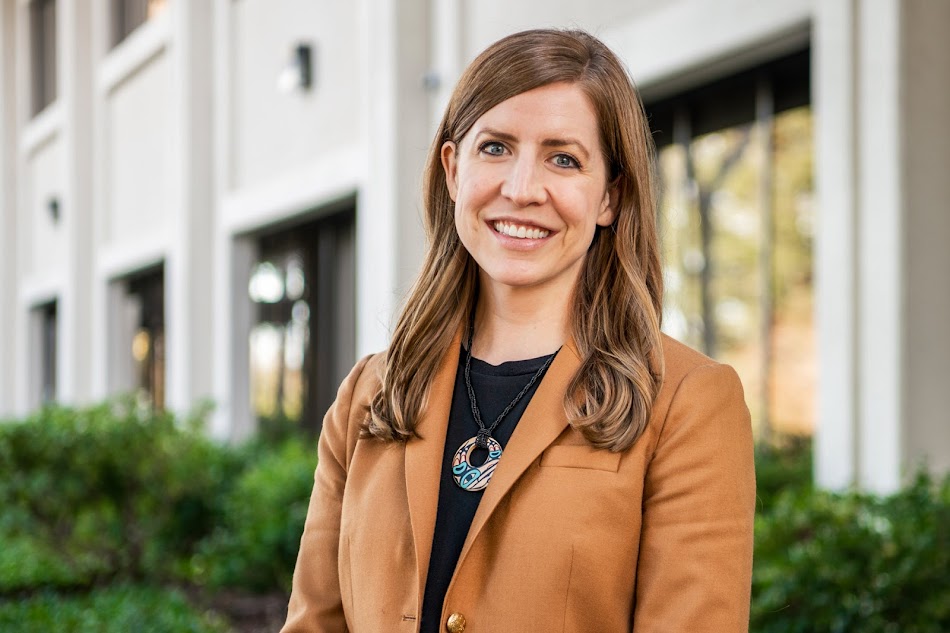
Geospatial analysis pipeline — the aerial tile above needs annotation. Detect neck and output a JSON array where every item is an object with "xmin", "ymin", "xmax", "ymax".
[{"xmin": 470, "ymin": 279, "xmax": 572, "ymax": 365}]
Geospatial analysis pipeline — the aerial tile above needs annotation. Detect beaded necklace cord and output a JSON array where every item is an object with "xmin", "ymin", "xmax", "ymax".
[{"xmin": 451, "ymin": 310, "xmax": 557, "ymax": 492}]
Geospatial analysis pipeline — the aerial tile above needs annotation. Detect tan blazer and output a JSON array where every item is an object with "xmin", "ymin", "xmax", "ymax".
[{"xmin": 282, "ymin": 333, "xmax": 755, "ymax": 633}]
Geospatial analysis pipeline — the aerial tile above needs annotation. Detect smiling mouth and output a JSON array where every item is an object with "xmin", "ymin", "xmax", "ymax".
[{"xmin": 492, "ymin": 221, "xmax": 550, "ymax": 240}]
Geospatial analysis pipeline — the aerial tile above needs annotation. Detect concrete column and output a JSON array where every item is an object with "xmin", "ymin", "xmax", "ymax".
[
  {"xmin": 817, "ymin": 0, "xmax": 950, "ymax": 493},
  {"xmin": 165, "ymin": 0, "xmax": 214, "ymax": 413},
  {"xmin": 210, "ymin": 0, "xmax": 236, "ymax": 440},
  {"xmin": 12, "ymin": 0, "xmax": 30, "ymax": 414},
  {"xmin": 0, "ymin": 0, "xmax": 17, "ymax": 416},
  {"xmin": 855, "ymin": 0, "xmax": 904, "ymax": 493},
  {"xmin": 211, "ymin": 234, "xmax": 255, "ymax": 441},
  {"xmin": 357, "ymin": 0, "xmax": 430, "ymax": 357},
  {"xmin": 87, "ymin": 0, "xmax": 110, "ymax": 401},
  {"xmin": 58, "ymin": 0, "xmax": 95, "ymax": 404},
  {"xmin": 428, "ymin": 0, "xmax": 462, "ymax": 134},
  {"xmin": 813, "ymin": 0, "xmax": 860, "ymax": 490},
  {"xmin": 900, "ymin": 0, "xmax": 950, "ymax": 479}
]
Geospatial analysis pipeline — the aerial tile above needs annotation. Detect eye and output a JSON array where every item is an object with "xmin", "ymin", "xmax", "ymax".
[
  {"xmin": 479, "ymin": 141, "xmax": 506, "ymax": 156},
  {"xmin": 553, "ymin": 153, "xmax": 579, "ymax": 169}
]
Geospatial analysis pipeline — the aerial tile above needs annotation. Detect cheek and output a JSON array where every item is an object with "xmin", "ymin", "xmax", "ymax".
[
  {"xmin": 559, "ymin": 190, "xmax": 605, "ymax": 229},
  {"xmin": 453, "ymin": 193, "xmax": 478, "ymax": 248},
  {"xmin": 454, "ymin": 179, "xmax": 489, "ymax": 221}
]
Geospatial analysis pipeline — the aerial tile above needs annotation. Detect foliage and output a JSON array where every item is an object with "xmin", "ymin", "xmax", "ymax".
[
  {"xmin": 0, "ymin": 401, "xmax": 241, "ymax": 592},
  {"xmin": 189, "ymin": 439, "xmax": 317, "ymax": 593},
  {"xmin": 752, "ymin": 457, "xmax": 950, "ymax": 633},
  {"xmin": 5, "ymin": 402, "xmax": 948, "ymax": 632},
  {"xmin": 754, "ymin": 433, "xmax": 812, "ymax": 513},
  {"xmin": 0, "ymin": 584, "xmax": 227, "ymax": 633}
]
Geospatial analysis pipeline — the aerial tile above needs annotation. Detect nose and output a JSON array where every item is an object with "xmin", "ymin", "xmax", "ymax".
[{"xmin": 500, "ymin": 154, "xmax": 547, "ymax": 207}]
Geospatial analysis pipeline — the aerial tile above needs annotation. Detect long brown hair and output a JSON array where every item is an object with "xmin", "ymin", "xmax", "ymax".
[{"xmin": 366, "ymin": 29, "xmax": 664, "ymax": 451}]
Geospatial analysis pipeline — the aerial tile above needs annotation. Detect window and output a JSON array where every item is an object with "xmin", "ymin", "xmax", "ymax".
[
  {"xmin": 29, "ymin": 0, "xmax": 57, "ymax": 115},
  {"xmin": 38, "ymin": 301, "xmax": 57, "ymax": 404},
  {"xmin": 126, "ymin": 268, "xmax": 165, "ymax": 410},
  {"xmin": 646, "ymin": 49, "xmax": 814, "ymax": 439},
  {"xmin": 248, "ymin": 207, "xmax": 356, "ymax": 436},
  {"xmin": 112, "ymin": 0, "xmax": 168, "ymax": 47}
]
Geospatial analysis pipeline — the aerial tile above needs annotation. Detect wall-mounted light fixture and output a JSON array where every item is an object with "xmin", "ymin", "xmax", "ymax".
[
  {"xmin": 47, "ymin": 196, "xmax": 60, "ymax": 224},
  {"xmin": 422, "ymin": 70, "xmax": 441, "ymax": 92},
  {"xmin": 277, "ymin": 42, "xmax": 315, "ymax": 94}
]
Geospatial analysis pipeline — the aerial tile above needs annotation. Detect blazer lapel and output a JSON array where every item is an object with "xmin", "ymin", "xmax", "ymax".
[
  {"xmin": 404, "ymin": 331, "xmax": 461, "ymax": 609},
  {"xmin": 454, "ymin": 338, "xmax": 582, "ymax": 570}
]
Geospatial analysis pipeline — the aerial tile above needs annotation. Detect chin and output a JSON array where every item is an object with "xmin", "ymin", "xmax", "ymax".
[{"xmin": 481, "ymin": 268, "xmax": 553, "ymax": 290}]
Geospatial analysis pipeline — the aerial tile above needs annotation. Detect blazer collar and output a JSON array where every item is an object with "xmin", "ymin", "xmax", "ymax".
[
  {"xmin": 456, "ymin": 337, "xmax": 580, "ymax": 570},
  {"xmin": 404, "ymin": 330, "xmax": 461, "ymax": 611},
  {"xmin": 403, "ymin": 330, "xmax": 581, "ymax": 607}
]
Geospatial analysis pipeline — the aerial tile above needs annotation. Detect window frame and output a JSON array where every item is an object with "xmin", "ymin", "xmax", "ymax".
[{"xmin": 29, "ymin": 0, "xmax": 57, "ymax": 116}]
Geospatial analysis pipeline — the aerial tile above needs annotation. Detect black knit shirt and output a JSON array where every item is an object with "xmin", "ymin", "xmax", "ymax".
[{"xmin": 419, "ymin": 345, "xmax": 557, "ymax": 633}]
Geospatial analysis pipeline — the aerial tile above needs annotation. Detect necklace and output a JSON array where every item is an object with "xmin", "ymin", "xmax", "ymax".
[{"xmin": 451, "ymin": 312, "xmax": 557, "ymax": 491}]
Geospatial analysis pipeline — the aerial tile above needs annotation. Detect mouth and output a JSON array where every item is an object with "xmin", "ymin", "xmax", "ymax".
[{"xmin": 492, "ymin": 220, "xmax": 551, "ymax": 240}]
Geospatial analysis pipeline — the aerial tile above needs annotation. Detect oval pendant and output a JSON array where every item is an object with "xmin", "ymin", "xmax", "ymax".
[{"xmin": 451, "ymin": 435, "xmax": 503, "ymax": 491}]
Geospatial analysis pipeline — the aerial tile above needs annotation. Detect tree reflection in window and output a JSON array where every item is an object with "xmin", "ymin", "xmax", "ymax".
[
  {"xmin": 248, "ymin": 256, "xmax": 309, "ymax": 429},
  {"xmin": 650, "ymin": 50, "xmax": 814, "ymax": 439},
  {"xmin": 247, "ymin": 209, "xmax": 356, "ymax": 437}
]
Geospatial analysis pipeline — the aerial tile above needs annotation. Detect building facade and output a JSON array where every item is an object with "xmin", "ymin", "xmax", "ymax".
[{"xmin": 1, "ymin": 0, "xmax": 948, "ymax": 493}]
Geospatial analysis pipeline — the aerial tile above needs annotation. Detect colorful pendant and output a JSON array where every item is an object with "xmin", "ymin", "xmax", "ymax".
[{"xmin": 452, "ymin": 435, "xmax": 503, "ymax": 491}]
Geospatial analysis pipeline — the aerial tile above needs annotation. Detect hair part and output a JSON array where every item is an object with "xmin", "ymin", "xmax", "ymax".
[{"xmin": 365, "ymin": 28, "xmax": 664, "ymax": 451}]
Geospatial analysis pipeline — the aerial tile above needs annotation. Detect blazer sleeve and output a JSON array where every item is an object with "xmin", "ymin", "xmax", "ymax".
[
  {"xmin": 632, "ymin": 362, "xmax": 756, "ymax": 632},
  {"xmin": 281, "ymin": 355, "xmax": 374, "ymax": 633}
]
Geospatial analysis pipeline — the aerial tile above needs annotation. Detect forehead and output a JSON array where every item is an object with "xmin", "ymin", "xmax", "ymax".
[{"xmin": 467, "ymin": 82, "xmax": 601, "ymax": 143}]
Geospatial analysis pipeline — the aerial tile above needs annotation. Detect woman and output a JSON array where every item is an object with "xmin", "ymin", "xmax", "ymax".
[{"xmin": 282, "ymin": 29, "xmax": 755, "ymax": 633}]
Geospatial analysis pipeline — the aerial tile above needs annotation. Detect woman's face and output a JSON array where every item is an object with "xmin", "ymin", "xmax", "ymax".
[{"xmin": 441, "ymin": 82, "xmax": 616, "ymax": 298}]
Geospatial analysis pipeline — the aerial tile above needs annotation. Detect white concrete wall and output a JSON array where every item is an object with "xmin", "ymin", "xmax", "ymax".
[
  {"xmin": 461, "ymin": 0, "xmax": 658, "ymax": 61},
  {"xmin": 602, "ymin": 0, "xmax": 811, "ymax": 97},
  {"xmin": 90, "ymin": 5, "xmax": 171, "ymax": 402},
  {"xmin": 360, "ymin": 0, "xmax": 429, "ymax": 349},
  {"xmin": 24, "ymin": 138, "xmax": 66, "ymax": 284},
  {"xmin": 104, "ymin": 52, "xmax": 170, "ymax": 244},
  {"xmin": 0, "ymin": 0, "xmax": 16, "ymax": 417},
  {"xmin": 211, "ymin": 0, "xmax": 370, "ymax": 439},
  {"xmin": 12, "ymin": 0, "xmax": 34, "ymax": 414},
  {"xmin": 230, "ymin": 0, "xmax": 361, "ymax": 192}
]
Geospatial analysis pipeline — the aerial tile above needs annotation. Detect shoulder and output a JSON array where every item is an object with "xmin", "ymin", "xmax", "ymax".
[
  {"xmin": 658, "ymin": 333, "xmax": 744, "ymax": 396},
  {"xmin": 648, "ymin": 334, "xmax": 748, "ymax": 442},
  {"xmin": 340, "ymin": 352, "xmax": 385, "ymax": 409},
  {"xmin": 660, "ymin": 333, "xmax": 721, "ymax": 385},
  {"xmin": 323, "ymin": 352, "xmax": 385, "ymax": 435},
  {"xmin": 319, "ymin": 352, "xmax": 386, "ymax": 467}
]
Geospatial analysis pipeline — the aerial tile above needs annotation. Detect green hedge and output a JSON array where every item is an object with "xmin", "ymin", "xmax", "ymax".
[
  {"xmin": 3, "ymin": 405, "xmax": 949, "ymax": 632},
  {"xmin": 754, "ymin": 434, "xmax": 813, "ymax": 512},
  {"xmin": 0, "ymin": 402, "xmax": 317, "ymax": 595},
  {"xmin": 752, "ymin": 439, "xmax": 950, "ymax": 633},
  {"xmin": 188, "ymin": 439, "xmax": 317, "ymax": 593},
  {"xmin": 0, "ymin": 585, "xmax": 226, "ymax": 633},
  {"xmin": 0, "ymin": 401, "xmax": 242, "ymax": 592}
]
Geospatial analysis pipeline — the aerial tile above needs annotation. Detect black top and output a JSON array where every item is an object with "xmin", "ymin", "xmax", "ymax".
[{"xmin": 419, "ymin": 345, "xmax": 557, "ymax": 633}]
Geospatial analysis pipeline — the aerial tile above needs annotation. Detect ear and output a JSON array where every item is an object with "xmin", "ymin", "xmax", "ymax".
[
  {"xmin": 441, "ymin": 141, "xmax": 459, "ymax": 202},
  {"xmin": 596, "ymin": 179, "xmax": 619, "ymax": 227}
]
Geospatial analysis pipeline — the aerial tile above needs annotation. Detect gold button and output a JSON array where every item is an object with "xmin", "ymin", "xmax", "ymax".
[{"xmin": 446, "ymin": 612, "xmax": 466, "ymax": 633}]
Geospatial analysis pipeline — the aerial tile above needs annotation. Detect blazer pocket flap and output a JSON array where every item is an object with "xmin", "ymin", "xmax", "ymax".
[{"xmin": 539, "ymin": 444, "xmax": 621, "ymax": 472}]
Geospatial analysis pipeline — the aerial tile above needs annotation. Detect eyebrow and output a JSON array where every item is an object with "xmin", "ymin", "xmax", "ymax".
[{"xmin": 476, "ymin": 127, "xmax": 592, "ymax": 160}]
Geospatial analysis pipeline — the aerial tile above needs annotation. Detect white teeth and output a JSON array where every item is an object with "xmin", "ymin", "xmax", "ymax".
[{"xmin": 492, "ymin": 221, "xmax": 550, "ymax": 240}]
